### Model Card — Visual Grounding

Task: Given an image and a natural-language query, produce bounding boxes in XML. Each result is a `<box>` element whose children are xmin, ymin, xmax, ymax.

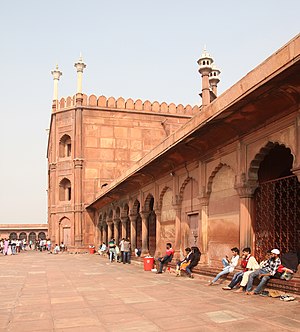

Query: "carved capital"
<box><xmin>74</xmin><ymin>158</ymin><xmax>84</xmax><ymax>168</ymax></box>
<box><xmin>113</xmin><ymin>218</ymin><xmax>120</xmax><ymax>226</ymax></box>
<box><xmin>235</xmin><ymin>172</ymin><xmax>257</xmax><ymax>198</ymax></box>
<box><xmin>76</xmin><ymin>93</ymin><xmax>83</xmax><ymax>106</ymax></box>
<box><xmin>198</xmin><ymin>195</ymin><xmax>209</xmax><ymax>207</ymax></box>
<box><xmin>49</xmin><ymin>163</ymin><xmax>57</xmax><ymax>171</ymax></box>
<box><xmin>140</xmin><ymin>210</ymin><xmax>150</xmax><ymax>219</ymax></box>
<box><xmin>120</xmin><ymin>216</ymin><xmax>128</xmax><ymax>224</ymax></box>
<box><xmin>129</xmin><ymin>214</ymin><xmax>138</xmax><ymax>223</ymax></box>
<box><xmin>172</xmin><ymin>203</ymin><xmax>181</xmax><ymax>213</ymax></box>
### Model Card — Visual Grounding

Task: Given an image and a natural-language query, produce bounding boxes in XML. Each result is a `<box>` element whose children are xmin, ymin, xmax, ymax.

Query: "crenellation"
<box><xmin>107</xmin><ymin>96</ymin><xmax>116</xmax><ymax>108</ymax></box>
<box><xmin>56</xmin><ymin>94</ymin><xmax>199</xmax><ymax>116</ymax></box>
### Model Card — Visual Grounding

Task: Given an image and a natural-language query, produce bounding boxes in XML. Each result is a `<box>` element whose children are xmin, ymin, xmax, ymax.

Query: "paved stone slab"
<box><xmin>0</xmin><ymin>251</ymin><xmax>299</xmax><ymax>331</ymax></box>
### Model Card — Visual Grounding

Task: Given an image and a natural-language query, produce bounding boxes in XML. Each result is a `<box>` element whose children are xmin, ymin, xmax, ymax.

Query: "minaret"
<box><xmin>209</xmin><ymin>64</ymin><xmax>221</xmax><ymax>97</ymax></box>
<box><xmin>197</xmin><ymin>48</ymin><xmax>213</xmax><ymax>107</ymax></box>
<box><xmin>51</xmin><ymin>64</ymin><xmax>62</xmax><ymax>101</ymax></box>
<box><xmin>74</xmin><ymin>54</ymin><xmax>86</xmax><ymax>94</ymax></box>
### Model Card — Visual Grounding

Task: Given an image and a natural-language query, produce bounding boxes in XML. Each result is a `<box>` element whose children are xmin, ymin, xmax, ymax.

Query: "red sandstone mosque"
<box><xmin>47</xmin><ymin>34</ymin><xmax>300</xmax><ymax>265</ymax></box>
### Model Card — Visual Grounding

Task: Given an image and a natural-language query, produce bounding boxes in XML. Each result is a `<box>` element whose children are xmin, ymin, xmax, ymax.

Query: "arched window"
<box><xmin>29</xmin><ymin>232</ymin><xmax>36</xmax><ymax>242</ymax></box>
<box><xmin>9</xmin><ymin>232</ymin><xmax>17</xmax><ymax>240</ymax></box>
<box><xmin>19</xmin><ymin>232</ymin><xmax>27</xmax><ymax>241</ymax></box>
<box><xmin>59</xmin><ymin>178</ymin><xmax>71</xmax><ymax>201</ymax></box>
<box><xmin>59</xmin><ymin>134</ymin><xmax>72</xmax><ymax>158</ymax></box>
<box><xmin>38</xmin><ymin>232</ymin><xmax>46</xmax><ymax>240</ymax></box>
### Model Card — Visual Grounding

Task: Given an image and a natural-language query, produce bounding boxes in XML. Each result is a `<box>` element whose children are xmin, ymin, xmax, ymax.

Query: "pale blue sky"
<box><xmin>0</xmin><ymin>0</ymin><xmax>299</xmax><ymax>223</ymax></box>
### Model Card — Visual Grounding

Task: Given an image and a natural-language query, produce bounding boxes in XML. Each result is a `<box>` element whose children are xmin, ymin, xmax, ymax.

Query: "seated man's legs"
<box><xmin>211</xmin><ymin>266</ymin><xmax>230</xmax><ymax>284</ymax></box>
<box><xmin>253</xmin><ymin>275</ymin><xmax>270</xmax><ymax>294</ymax></box>
<box><xmin>226</xmin><ymin>271</ymin><xmax>243</xmax><ymax>289</ymax></box>
<box><xmin>246</xmin><ymin>269</ymin><xmax>261</xmax><ymax>292</ymax></box>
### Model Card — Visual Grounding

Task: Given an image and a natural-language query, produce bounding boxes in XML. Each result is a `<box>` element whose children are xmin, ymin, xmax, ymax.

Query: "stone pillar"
<box><xmin>235</xmin><ymin>181</ymin><xmax>256</xmax><ymax>251</ymax></box>
<box><xmin>121</xmin><ymin>217</ymin><xmax>128</xmax><ymax>239</ymax></box>
<box><xmin>74</xmin><ymin>158</ymin><xmax>83</xmax><ymax>247</ymax></box>
<box><xmin>102</xmin><ymin>223</ymin><xmax>107</xmax><ymax>244</ymax></box>
<box><xmin>113</xmin><ymin>218</ymin><xmax>120</xmax><ymax>242</ymax></box>
<box><xmin>173</xmin><ymin>204</ymin><xmax>182</xmax><ymax>259</ymax></box>
<box><xmin>107</xmin><ymin>221</ymin><xmax>113</xmax><ymax>241</ymax></box>
<box><xmin>292</xmin><ymin>114</ymin><xmax>300</xmax><ymax>181</ymax></box>
<box><xmin>154</xmin><ymin>210</ymin><xmax>161</xmax><ymax>257</ymax></box>
<box><xmin>129</xmin><ymin>214</ymin><xmax>137</xmax><ymax>252</ymax></box>
<box><xmin>141</xmin><ymin>211</ymin><xmax>149</xmax><ymax>255</ymax></box>
<box><xmin>199</xmin><ymin>196</ymin><xmax>209</xmax><ymax>264</ymax></box>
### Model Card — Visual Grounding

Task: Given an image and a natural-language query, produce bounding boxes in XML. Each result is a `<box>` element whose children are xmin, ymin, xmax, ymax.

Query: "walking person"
<box><xmin>108</xmin><ymin>238</ymin><xmax>117</xmax><ymax>262</ymax></box>
<box><xmin>123</xmin><ymin>238</ymin><xmax>131</xmax><ymax>264</ymax></box>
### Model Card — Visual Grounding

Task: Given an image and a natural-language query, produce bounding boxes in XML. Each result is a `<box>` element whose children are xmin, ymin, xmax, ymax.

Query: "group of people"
<box><xmin>155</xmin><ymin>243</ymin><xmax>201</xmax><ymax>278</ymax></box>
<box><xmin>0</xmin><ymin>238</ymin><xmax>67</xmax><ymax>255</ymax></box>
<box><xmin>208</xmin><ymin>247</ymin><xmax>296</xmax><ymax>295</ymax></box>
<box><xmin>98</xmin><ymin>238</ymin><xmax>131</xmax><ymax>264</ymax></box>
<box><xmin>97</xmin><ymin>239</ymin><xmax>297</xmax><ymax>296</ymax></box>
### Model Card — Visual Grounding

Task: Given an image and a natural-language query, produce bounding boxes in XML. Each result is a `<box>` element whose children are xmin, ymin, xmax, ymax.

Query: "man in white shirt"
<box><xmin>208</xmin><ymin>247</ymin><xmax>240</xmax><ymax>285</ymax></box>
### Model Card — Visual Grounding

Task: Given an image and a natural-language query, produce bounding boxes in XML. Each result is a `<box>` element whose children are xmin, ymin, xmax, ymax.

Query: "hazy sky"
<box><xmin>0</xmin><ymin>0</ymin><xmax>299</xmax><ymax>224</ymax></box>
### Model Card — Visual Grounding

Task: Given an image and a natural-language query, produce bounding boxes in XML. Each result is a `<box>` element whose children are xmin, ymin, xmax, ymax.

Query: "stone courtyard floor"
<box><xmin>0</xmin><ymin>251</ymin><xmax>299</xmax><ymax>332</ymax></box>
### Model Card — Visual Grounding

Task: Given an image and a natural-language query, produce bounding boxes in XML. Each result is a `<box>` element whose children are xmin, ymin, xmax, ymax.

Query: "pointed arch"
<box><xmin>178</xmin><ymin>176</ymin><xmax>193</xmax><ymax>204</ymax></box>
<box><xmin>248</xmin><ymin>141</ymin><xmax>295</xmax><ymax>184</ymax></box>
<box><xmin>158</xmin><ymin>186</ymin><xmax>170</xmax><ymax>210</ymax></box>
<box><xmin>143</xmin><ymin>193</ymin><xmax>154</xmax><ymax>212</ymax></box>
<box><xmin>206</xmin><ymin>163</ymin><xmax>231</xmax><ymax>198</ymax></box>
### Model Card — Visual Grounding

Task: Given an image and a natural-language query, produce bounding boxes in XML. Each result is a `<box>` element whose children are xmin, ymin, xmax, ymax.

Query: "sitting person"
<box><xmin>135</xmin><ymin>248</ymin><xmax>141</xmax><ymax>257</ymax></box>
<box><xmin>156</xmin><ymin>242</ymin><xmax>174</xmax><ymax>274</ymax></box>
<box><xmin>98</xmin><ymin>242</ymin><xmax>107</xmax><ymax>256</ymax></box>
<box><xmin>235</xmin><ymin>250</ymin><xmax>270</xmax><ymax>293</ymax></box>
<box><xmin>222</xmin><ymin>247</ymin><xmax>258</xmax><ymax>290</ymax></box>
<box><xmin>176</xmin><ymin>247</ymin><xmax>192</xmax><ymax>276</ymax></box>
<box><xmin>186</xmin><ymin>246</ymin><xmax>201</xmax><ymax>278</ymax></box>
<box><xmin>208</xmin><ymin>247</ymin><xmax>240</xmax><ymax>285</ymax></box>
<box><xmin>53</xmin><ymin>244</ymin><xmax>60</xmax><ymax>254</ymax></box>
<box><xmin>245</xmin><ymin>248</ymin><xmax>281</xmax><ymax>295</ymax></box>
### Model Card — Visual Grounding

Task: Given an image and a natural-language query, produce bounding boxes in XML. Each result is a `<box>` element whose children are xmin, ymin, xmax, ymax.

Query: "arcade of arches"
<box><xmin>0</xmin><ymin>225</ymin><xmax>48</xmax><ymax>242</ymax></box>
<box><xmin>93</xmin><ymin>143</ymin><xmax>300</xmax><ymax>265</ymax></box>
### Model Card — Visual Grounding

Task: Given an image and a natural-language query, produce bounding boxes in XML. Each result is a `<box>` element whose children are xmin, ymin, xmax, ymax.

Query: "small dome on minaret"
<box><xmin>197</xmin><ymin>48</ymin><xmax>214</xmax><ymax>74</ymax></box>
<box><xmin>209</xmin><ymin>64</ymin><xmax>221</xmax><ymax>96</ymax></box>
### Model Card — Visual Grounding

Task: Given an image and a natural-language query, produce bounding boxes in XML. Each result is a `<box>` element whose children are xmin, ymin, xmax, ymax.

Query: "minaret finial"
<box><xmin>51</xmin><ymin>64</ymin><xmax>62</xmax><ymax>101</ymax></box>
<box><xmin>74</xmin><ymin>54</ymin><xmax>87</xmax><ymax>94</ymax></box>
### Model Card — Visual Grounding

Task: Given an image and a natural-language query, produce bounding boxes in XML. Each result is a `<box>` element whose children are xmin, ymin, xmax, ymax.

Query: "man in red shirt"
<box><xmin>156</xmin><ymin>243</ymin><xmax>174</xmax><ymax>274</ymax></box>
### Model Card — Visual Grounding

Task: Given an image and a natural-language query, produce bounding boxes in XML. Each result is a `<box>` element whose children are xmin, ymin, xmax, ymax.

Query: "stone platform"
<box><xmin>0</xmin><ymin>251</ymin><xmax>299</xmax><ymax>331</ymax></box>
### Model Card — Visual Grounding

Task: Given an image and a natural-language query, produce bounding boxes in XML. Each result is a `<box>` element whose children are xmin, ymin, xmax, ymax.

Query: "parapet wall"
<box><xmin>56</xmin><ymin>94</ymin><xmax>201</xmax><ymax>116</ymax></box>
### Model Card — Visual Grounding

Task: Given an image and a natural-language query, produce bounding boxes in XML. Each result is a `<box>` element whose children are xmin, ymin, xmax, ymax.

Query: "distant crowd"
<box><xmin>0</xmin><ymin>238</ymin><xmax>67</xmax><ymax>255</ymax></box>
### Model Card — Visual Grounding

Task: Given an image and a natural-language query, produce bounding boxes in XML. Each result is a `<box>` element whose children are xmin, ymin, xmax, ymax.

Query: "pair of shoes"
<box><xmin>259</xmin><ymin>290</ymin><xmax>269</xmax><ymax>297</ymax></box>
<box><xmin>207</xmin><ymin>281</ymin><xmax>214</xmax><ymax>286</ymax></box>
<box><xmin>189</xmin><ymin>275</ymin><xmax>194</xmax><ymax>279</ymax></box>
<box><xmin>280</xmin><ymin>295</ymin><xmax>295</xmax><ymax>301</ymax></box>
<box><xmin>222</xmin><ymin>286</ymin><xmax>232</xmax><ymax>290</ymax></box>
<box><xmin>156</xmin><ymin>271</ymin><xmax>162</xmax><ymax>274</ymax></box>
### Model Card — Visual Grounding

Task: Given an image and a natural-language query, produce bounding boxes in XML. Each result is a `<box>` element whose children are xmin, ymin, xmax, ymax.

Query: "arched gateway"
<box><xmin>253</xmin><ymin>144</ymin><xmax>300</xmax><ymax>260</ymax></box>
